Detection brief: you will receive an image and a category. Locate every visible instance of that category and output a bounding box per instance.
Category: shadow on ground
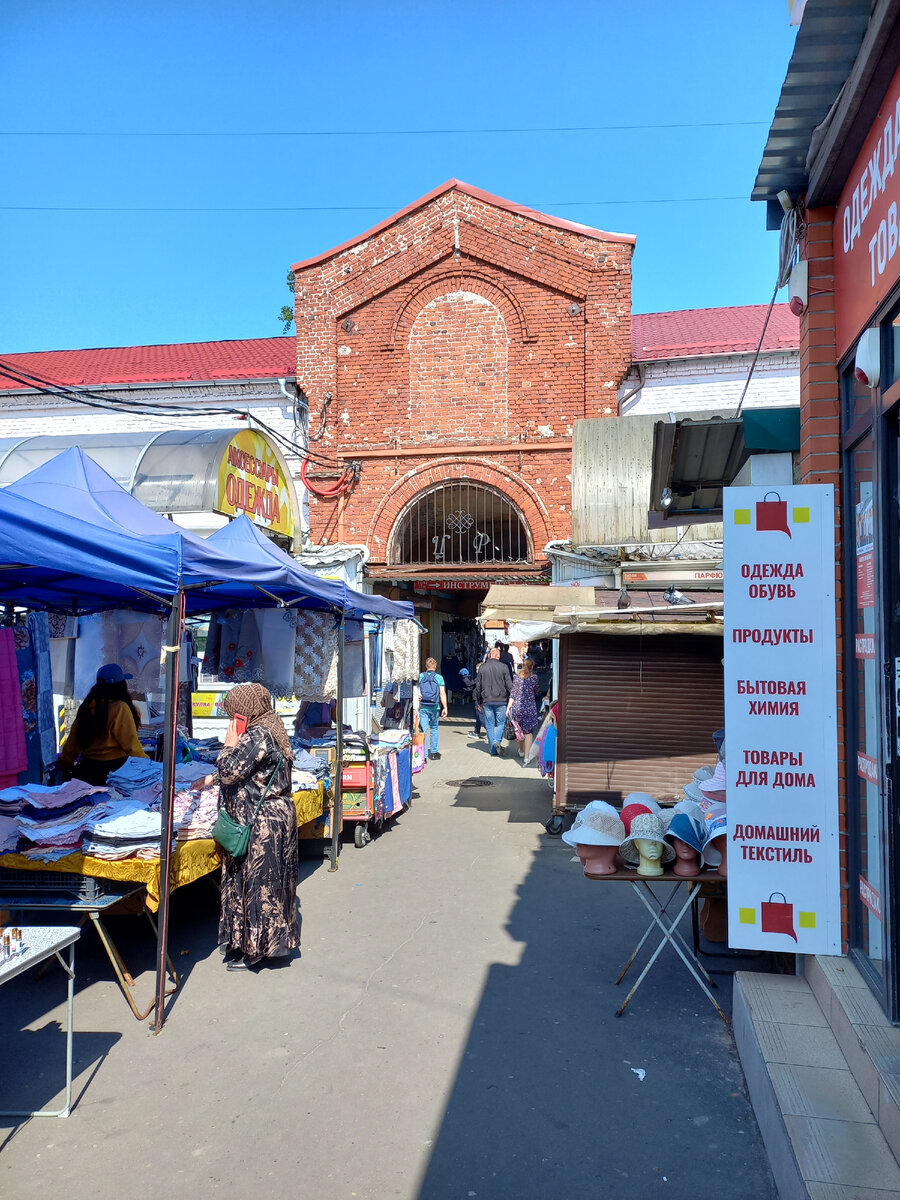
[414,776,777,1200]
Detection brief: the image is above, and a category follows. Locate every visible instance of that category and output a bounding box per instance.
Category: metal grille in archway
[393,481,532,566]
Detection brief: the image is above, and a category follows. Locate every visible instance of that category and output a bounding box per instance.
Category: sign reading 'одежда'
[723,486,840,954]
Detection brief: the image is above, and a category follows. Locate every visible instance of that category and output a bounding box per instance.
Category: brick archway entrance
[368,459,554,568]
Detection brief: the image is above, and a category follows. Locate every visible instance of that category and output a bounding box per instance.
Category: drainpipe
[617,363,647,415]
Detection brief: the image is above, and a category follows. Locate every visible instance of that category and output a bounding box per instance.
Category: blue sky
[0,2,798,353]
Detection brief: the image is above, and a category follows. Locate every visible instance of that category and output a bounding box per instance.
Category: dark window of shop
[841,312,900,1012]
[392,482,531,566]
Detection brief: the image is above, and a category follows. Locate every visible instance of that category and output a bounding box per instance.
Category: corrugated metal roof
[650,417,748,520]
[0,337,297,391]
[632,305,799,361]
[752,0,872,204]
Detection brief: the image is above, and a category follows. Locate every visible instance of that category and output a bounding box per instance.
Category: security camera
[855,327,881,389]
[788,260,808,317]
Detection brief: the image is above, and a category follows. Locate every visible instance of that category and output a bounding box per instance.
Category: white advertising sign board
[724,486,840,954]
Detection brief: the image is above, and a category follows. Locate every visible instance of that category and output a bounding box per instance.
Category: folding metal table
[0,925,81,1118]
[585,867,729,1023]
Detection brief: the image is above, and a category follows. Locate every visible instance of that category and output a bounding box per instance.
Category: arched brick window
[391,480,532,566]
[407,292,509,441]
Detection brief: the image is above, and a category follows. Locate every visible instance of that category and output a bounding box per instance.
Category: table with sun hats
[561,737,731,1023]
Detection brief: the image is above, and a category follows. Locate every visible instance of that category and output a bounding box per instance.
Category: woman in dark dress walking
[217,682,299,970]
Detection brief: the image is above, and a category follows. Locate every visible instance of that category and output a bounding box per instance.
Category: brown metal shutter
[557,632,725,808]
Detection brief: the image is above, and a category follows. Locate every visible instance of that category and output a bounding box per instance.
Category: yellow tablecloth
[0,839,221,912]
[293,784,325,827]
[0,786,325,912]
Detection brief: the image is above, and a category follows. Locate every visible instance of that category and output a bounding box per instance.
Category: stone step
[734,969,900,1199]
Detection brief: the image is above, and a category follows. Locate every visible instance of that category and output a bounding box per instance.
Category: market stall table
[584,867,728,1024]
[0,784,325,1019]
[0,925,81,1118]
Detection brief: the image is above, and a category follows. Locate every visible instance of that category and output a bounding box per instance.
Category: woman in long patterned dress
[506,658,542,764]
[217,683,299,970]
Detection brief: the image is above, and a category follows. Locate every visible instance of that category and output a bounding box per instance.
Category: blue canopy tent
[0,448,413,1029]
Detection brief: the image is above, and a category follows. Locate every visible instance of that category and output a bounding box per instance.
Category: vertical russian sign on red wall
[724,485,841,954]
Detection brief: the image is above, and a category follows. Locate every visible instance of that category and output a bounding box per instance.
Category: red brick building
[290,180,635,603]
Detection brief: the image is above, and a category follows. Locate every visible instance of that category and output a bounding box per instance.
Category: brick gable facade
[290,181,634,578]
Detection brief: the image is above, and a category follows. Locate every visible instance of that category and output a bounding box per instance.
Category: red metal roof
[0,337,297,391]
[632,304,799,361]
[0,304,801,394]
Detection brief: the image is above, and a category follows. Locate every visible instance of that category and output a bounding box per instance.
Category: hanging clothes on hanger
[0,626,27,788]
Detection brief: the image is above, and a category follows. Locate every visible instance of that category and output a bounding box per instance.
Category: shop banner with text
[724,486,840,954]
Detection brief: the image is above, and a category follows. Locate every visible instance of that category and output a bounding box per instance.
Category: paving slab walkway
[0,714,776,1199]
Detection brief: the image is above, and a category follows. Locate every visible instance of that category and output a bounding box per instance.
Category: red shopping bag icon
[760,892,797,941]
[756,491,791,538]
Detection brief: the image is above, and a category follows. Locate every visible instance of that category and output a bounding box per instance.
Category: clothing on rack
[391,620,420,682]
[73,611,164,700]
[13,623,42,785]
[293,610,339,700]
[27,613,57,771]
[0,627,28,789]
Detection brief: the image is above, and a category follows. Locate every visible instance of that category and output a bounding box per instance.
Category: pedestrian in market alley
[474,646,512,757]
[417,657,448,760]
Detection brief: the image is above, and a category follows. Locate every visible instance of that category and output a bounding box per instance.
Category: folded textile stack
[82,800,162,859]
[0,814,18,852]
[106,757,164,796]
[172,786,219,842]
[371,729,412,749]
[291,749,332,781]
[184,736,224,765]
[0,790,25,818]
[17,796,111,858]
[174,761,216,788]
[292,770,319,791]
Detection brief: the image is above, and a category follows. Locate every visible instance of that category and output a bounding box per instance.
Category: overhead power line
[0,120,768,137]
[1,196,748,214]
[0,358,350,473]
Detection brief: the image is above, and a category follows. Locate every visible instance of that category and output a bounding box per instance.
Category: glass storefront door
[848,433,887,989]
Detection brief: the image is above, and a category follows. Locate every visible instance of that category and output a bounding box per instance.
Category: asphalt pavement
[0,713,777,1199]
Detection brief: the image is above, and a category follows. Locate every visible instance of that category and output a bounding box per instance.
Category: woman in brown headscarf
[216,683,299,970]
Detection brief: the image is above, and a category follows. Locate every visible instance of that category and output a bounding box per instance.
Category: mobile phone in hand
[233,713,248,736]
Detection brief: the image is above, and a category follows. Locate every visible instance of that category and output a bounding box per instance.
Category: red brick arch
[387,268,533,349]
[368,458,555,563]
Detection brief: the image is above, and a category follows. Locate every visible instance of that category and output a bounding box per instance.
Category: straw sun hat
[620,812,676,865]
[561,800,626,848]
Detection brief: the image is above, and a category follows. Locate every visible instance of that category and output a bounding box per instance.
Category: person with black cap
[59,663,148,785]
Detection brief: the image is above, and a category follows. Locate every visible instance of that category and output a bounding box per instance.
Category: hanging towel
[0,628,28,788]
[27,612,57,770]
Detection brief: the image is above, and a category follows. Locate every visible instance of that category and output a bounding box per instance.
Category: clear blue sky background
[0,1,798,353]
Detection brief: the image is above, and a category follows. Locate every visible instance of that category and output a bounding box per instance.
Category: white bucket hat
[562,800,626,848]
[620,812,676,865]
[700,800,727,865]
[699,760,726,796]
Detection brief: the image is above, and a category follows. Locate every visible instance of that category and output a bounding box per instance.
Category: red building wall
[291,181,634,574]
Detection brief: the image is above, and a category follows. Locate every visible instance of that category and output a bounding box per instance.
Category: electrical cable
[0,196,750,214]
[733,202,805,420]
[0,120,769,138]
[0,357,350,472]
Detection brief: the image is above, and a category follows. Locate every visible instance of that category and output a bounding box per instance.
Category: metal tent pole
[151,588,183,1033]
[330,611,345,872]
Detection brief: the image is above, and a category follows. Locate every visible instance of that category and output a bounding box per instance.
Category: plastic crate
[0,866,110,902]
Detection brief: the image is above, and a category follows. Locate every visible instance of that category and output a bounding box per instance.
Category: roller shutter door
[558,632,725,808]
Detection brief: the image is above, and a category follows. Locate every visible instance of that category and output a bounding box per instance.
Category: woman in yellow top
[59,663,148,785]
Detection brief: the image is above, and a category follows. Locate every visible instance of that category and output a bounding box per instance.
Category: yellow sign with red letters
[215,429,294,538]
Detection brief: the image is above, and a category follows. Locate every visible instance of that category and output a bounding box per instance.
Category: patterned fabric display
[27,613,57,770]
[293,611,339,700]
[391,620,421,682]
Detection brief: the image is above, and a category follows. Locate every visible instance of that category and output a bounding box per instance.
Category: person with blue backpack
[417,657,448,760]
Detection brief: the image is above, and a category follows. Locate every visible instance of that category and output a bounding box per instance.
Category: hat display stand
[579,844,619,877]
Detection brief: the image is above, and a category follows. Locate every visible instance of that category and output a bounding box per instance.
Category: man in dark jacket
[474,647,512,756]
